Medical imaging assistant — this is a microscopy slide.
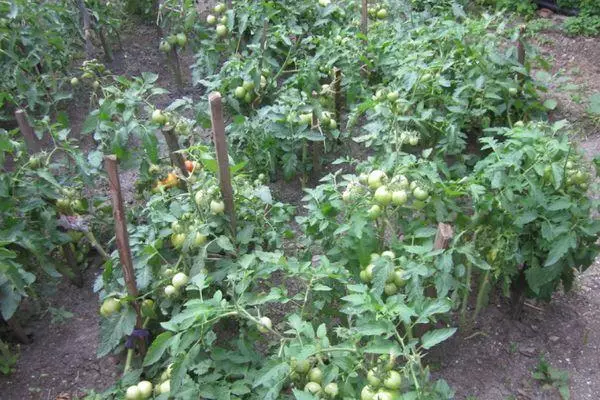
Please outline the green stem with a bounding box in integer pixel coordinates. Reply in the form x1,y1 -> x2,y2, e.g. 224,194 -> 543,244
460,263 -> 472,326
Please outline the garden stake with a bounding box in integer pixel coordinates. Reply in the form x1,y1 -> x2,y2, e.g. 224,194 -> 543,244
360,0 -> 368,38
104,155 -> 147,365
517,25 -> 526,66
169,47 -> 184,91
162,126 -> 189,178
333,67 -> 343,126
77,0 -> 94,58
311,112 -> 323,182
14,109 -> 41,154
209,92 -> 237,234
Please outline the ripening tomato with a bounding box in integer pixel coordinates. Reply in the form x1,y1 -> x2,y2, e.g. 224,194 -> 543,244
216,24 -> 228,37
258,316 -> 272,333
210,200 -> 225,214
206,14 -> 217,25
185,160 -> 196,173
304,382 -> 322,394
172,272 -> 189,289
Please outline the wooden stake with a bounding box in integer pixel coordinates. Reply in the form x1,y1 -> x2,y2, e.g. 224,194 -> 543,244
162,127 -> 189,177
361,0 -> 368,38
77,0 -> 94,58
311,112 -> 322,181
103,156 -> 145,345
434,222 -> 454,251
517,25 -> 526,66
208,93 -> 237,234
14,110 -> 40,154
169,47 -> 183,91
98,26 -> 113,62
332,67 -> 343,125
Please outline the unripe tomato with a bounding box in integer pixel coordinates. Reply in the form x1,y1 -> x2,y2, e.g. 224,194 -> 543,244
367,369 -> 381,387
260,75 -> 267,88
368,170 -> 387,189
159,380 -> 170,394
257,316 -> 272,333
361,385 -> 376,400
175,33 -> 186,47
70,77 -> 79,86
384,283 -> 397,296
318,0 -> 331,5
329,119 -> 337,130
324,382 -> 339,397
192,232 -> 207,247
93,80 -> 100,90
393,270 -> 406,287
368,204 -> 382,219
216,24 -> 228,37
125,385 -> 141,400
164,285 -> 177,297
383,370 -> 402,389
309,367 -> 323,383
412,187 -> 429,201
358,173 -> 368,184
243,81 -> 255,92
194,190 -> 204,206
373,391 -> 394,400
137,381 -> 153,399
152,109 -> 167,125
234,86 -> 246,99
374,186 -> 392,205
100,298 -> 121,317
210,200 -> 225,214
408,136 -> 419,146
214,3 -> 225,13
391,190 -> 407,206
508,87 -> 518,96
381,251 -> 395,259
387,91 -> 399,101
377,8 -> 388,19
299,113 -> 313,126
172,272 -> 189,289
141,299 -> 155,318
171,233 -> 186,249
159,40 -> 171,52
243,92 -> 253,103
206,14 -> 217,25
304,382 -> 322,394
294,358 -> 311,374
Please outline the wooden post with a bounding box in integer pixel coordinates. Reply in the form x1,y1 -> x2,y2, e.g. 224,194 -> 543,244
162,127 -> 189,177
332,67 -> 342,125
311,112 -> 322,181
208,93 -> 237,234
169,47 -> 183,91
434,222 -> 454,251
517,25 -> 526,66
103,155 -> 145,349
361,0 -> 368,38
14,110 -> 40,154
98,27 -> 113,62
77,0 -> 94,58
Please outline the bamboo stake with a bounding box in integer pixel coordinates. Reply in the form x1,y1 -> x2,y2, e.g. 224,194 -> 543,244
77,0 -> 94,58
208,93 -> 237,234
311,112 -> 323,181
361,0 -> 368,38
162,127 -> 189,178
14,110 -> 40,154
332,67 -> 343,125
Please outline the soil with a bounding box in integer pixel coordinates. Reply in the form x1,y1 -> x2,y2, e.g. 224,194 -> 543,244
1,9 -> 600,400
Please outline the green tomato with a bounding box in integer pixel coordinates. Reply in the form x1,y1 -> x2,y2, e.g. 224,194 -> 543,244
206,14 -> 217,25
192,232 -> 207,247
159,40 -> 171,52
70,77 -> 79,86
244,92 -> 253,103
216,24 -> 228,37
393,270 -> 407,287
324,382 -> 339,397
125,385 -> 141,400
220,15 -> 228,24
100,298 -> 121,317
368,170 -> 387,189
172,272 -> 189,289
383,370 -> 402,390
384,283 -> 398,296
408,136 -> 419,146
234,86 -> 246,99
242,81 -> 255,92
367,369 -> 381,387
214,3 -> 225,13
361,385 -> 376,400
152,109 -> 167,125
164,285 -> 177,297
294,359 -> 311,374
309,367 -> 323,384
210,200 -> 225,214
391,190 -> 408,206
171,233 -> 186,249
381,251 -> 395,259
412,187 -> 429,201
365,264 -> 375,281
329,119 -> 337,130
368,204 -> 382,219
93,80 -> 100,90
141,299 -> 155,318
360,269 -> 370,283
176,33 -> 187,47
373,391 -> 394,400
167,35 -> 177,45
159,380 -> 170,394
299,113 -> 313,126
508,87 -> 518,96
137,381 -> 153,399
387,91 -> 399,101
260,75 -> 267,88
304,382 -> 322,395
376,8 -> 388,19
374,186 -> 392,205
258,316 -> 272,333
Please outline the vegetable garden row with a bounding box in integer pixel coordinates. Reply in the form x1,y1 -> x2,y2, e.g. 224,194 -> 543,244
1,0 -> 599,399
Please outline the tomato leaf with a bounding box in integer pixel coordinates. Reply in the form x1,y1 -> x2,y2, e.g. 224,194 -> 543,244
421,328 -> 457,349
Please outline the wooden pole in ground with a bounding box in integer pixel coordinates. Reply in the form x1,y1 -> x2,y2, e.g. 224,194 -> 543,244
162,127 -> 189,178
77,0 -> 94,58
169,47 -> 183,91
103,155 -> 145,353
332,67 -> 343,125
208,92 -> 236,234
311,112 -> 322,182
14,110 -> 40,154
360,0 -> 368,38
517,25 -> 526,66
